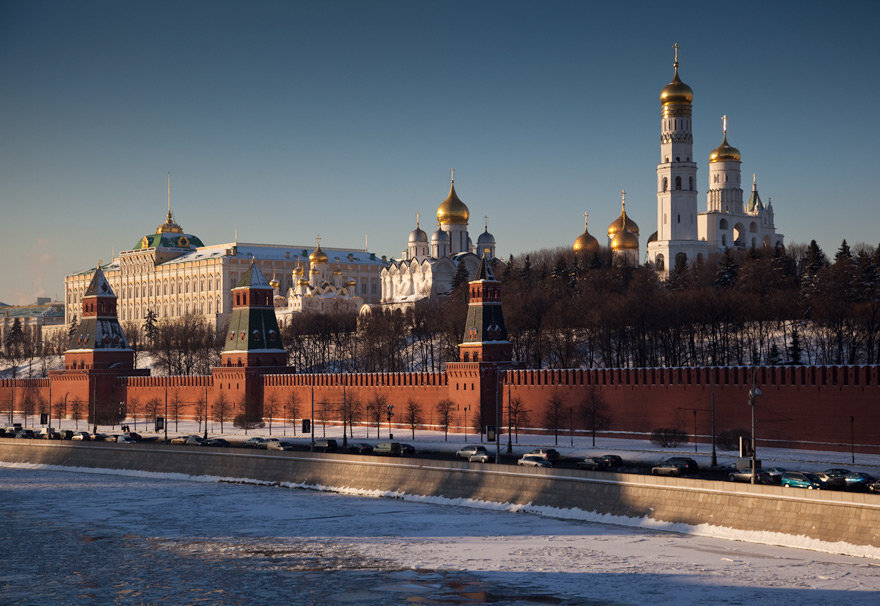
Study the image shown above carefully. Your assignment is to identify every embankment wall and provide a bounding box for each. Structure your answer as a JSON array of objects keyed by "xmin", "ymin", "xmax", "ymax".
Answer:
[{"xmin": 2, "ymin": 441, "xmax": 878, "ymax": 549}]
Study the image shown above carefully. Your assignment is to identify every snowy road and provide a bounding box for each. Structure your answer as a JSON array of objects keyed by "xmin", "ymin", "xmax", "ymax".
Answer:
[{"xmin": 1, "ymin": 465, "xmax": 879, "ymax": 605}]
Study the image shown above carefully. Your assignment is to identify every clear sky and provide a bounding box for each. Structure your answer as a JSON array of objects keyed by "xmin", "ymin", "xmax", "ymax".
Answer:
[{"xmin": 1, "ymin": 0, "xmax": 878, "ymax": 305}]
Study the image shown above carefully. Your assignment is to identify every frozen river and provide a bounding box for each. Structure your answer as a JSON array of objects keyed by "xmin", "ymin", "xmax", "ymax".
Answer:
[{"xmin": 1, "ymin": 464, "xmax": 879, "ymax": 605}]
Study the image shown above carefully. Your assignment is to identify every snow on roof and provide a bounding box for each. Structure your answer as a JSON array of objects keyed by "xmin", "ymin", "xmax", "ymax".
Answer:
[
  {"xmin": 162, "ymin": 242, "xmax": 385, "ymax": 266},
  {"xmin": 234, "ymin": 262, "xmax": 271, "ymax": 289}
]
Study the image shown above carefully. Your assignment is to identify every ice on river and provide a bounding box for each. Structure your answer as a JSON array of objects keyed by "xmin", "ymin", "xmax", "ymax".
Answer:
[{"xmin": 1, "ymin": 464, "xmax": 879, "ymax": 605}]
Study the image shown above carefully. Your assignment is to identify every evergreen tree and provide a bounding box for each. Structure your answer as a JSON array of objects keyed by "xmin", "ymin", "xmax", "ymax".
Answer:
[
  {"xmin": 451, "ymin": 261, "xmax": 470, "ymax": 290},
  {"xmin": 67, "ymin": 314, "xmax": 78, "ymax": 337},
  {"xmin": 143, "ymin": 309, "xmax": 158, "ymax": 344},
  {"xmin": 787, "ymin": 326, "xmax": 803, "ymax": 365},
  {"xmin": 714, "ymin": 248, "xmax": 739, "ymax": 288},
  {"xmin": 519, "ymin": 255, "xmax": 532, "ymax": 281},
  {"xmin": 835, "ymin": 239, "xmax": 852, "ymax": 263},
  {"xmin": 767, "ymin": 342, "xmax": 781, "ymax": 365}
]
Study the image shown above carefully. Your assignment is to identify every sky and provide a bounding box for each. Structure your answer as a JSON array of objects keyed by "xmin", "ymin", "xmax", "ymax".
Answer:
[{"xmin": 1, "ymin": 0, "xmax": 879, "ymax": 305}]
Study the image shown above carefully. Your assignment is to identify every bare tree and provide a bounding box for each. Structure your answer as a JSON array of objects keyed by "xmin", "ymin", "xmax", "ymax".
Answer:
[
  {"xmin": 404, "ymin": 399, "xmax": 423, "ymax": 440},
  {"xmin": 579, "ymin": 386, "xmax": 610, "ymax": 447},
  {"xmin": 264, "ymin": 393, "xmax": 278, "ymax": 436},
  {"xmin": 214, "ymin": 392, "xmax": 230, "ymax": 434},
  {"xmin": 128, "ymin": 397, "xmax": 140, "ymax": 431},
  {"xmin": 543, "ymin": 392, "xmax": 566, "ymax": 446},
  {"xmin": 145, "ymin": 398, "xmax": 161, "ymax": 427},
  {"xmin": 70, "ymin": 397, "xmax": 84, "ymax": 430},
  {"xmin": 435, "ymin": 399, "xmax": 455, "ymax": 441},
  {"xmin": 346, "ymin": 395, "xmax": 362, "ymax": 439},
  {"xmin": 170, "ymin": 389, "xmax": 182, "ymax": 432},
  {"xmin": 285, "ymin": 392, "xmax": 300, "ymax": 436},
  {"xmin": 508, "ymin": 397, "xmax": 530, "ymax": 443},
  {"xmin": 194, "ymin": 396, "xmax": 206, "ymax": 435},
  {"xmin": 365, "ymin": 393, "xmax": 386, "ymax": 439}
]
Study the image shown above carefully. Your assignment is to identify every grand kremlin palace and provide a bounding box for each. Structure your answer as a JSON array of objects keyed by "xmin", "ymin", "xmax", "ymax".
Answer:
[{"xmin": 64, "ymin": 209, "xmax": 385, "ymax": 330}]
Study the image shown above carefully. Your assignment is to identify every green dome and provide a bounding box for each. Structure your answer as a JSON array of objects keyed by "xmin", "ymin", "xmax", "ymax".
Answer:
[{"xmin": 133, "ymin": 232, "xmax": 204, "ymax": 250}]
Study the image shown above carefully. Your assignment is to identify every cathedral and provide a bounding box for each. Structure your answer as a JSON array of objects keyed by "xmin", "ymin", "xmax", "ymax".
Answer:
[
  {"xmin": 379, "ymin": 172, "xmax": 501, "ymax": 309},
  {"xmin": 575, "ymin": 46, "xmax": 783, "ymax": 270}
]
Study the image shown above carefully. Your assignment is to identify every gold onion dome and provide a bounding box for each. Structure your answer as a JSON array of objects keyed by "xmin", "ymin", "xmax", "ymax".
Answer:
[
  {"xmin": 156, "ymin": 210, "xmax": 184, "ymax": 234},
  {"xmin": 573, "ymin": 213, "xmax": 600, "ymax": 253},
  {"xmin": 709, "ymin": 132, "xmax": 741, "ymax": 163},
  {"xmin": 309, "ymin": 243, "xmax": 329, "ymax": 264},
  {"xmin": 659, "ymin": 49, "xmax": 693, "ymax": 106},
  {"xmin": 269, "ymin": 274, "xmax": 280, "ymax": 289},
  {"xmin": 436, "ymin": 171, "xmax": 470, "ymax": 225},
  {"xmin": 607, "ymin": 191, "xmax": 639, "ymax": 239},
  {"xmin": 611, "ymin": 229, "xmax": 640, "ymax": 251}
]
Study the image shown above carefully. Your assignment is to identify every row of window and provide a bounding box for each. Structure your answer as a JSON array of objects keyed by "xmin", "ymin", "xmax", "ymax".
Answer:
[{"xmin": 660, "ymin": 176, "xmax": 695, "ymax": 192}]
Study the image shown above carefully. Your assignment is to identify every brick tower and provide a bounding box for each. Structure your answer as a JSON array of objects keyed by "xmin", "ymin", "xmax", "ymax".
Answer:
[
  {"xmin": 216, "ymin": 261, "xmax": 288, "ymax": 422},
  {"xmin": 447, "ymin": 255, "xmax": 512, "ymax": 432},
  {"xmin": 221, "ymin": 261, "xmax": 286, "ymax": 368},
  {"xmin": 65, "ymin": 266, "xmax": 134, "ymax": 370}
]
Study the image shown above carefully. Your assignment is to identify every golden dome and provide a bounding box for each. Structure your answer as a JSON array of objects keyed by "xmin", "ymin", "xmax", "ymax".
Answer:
[
  {"xmin": 607, "ymin": 191, "xmax": 640, "ymax": 239},
  {"xmin": 269, "ymin": 273, "xmax": 280, "ymax": 289},
  {"xmin": 156, "ymin": 210, "xmax": 184, "ymax": 234},
  {"xmin": 610, "ymin": 229, "xmax": 639, "ymax": 251},
  {"xmin": 309, "ymin": 244, "xmax": 329, "ymax": 264},
  {"xmin": 573, "ymin": 213, "xmax": 600, "ymax": 254},
  {"xmin": 709, "ymin": 132, "xmax": 741, "ymax": 163},
  {"xmin": 298, "ymin": 278, "xmax": 309, "ymax": 286},
  {"xmin": 436, "ymin": 173, "xmax": 470, "ymax": 225},
  {"xmin": 660, "ymin": 51, "xmax": 693, "ymax": 106}
]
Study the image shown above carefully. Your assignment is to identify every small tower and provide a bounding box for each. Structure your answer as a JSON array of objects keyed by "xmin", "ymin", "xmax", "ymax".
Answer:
[
  {"xmin": 65, "ymin": 266, "xmax": 134, "ymax": 370},
  {"xmin": 221, "ymin": 261, "xmax": 286, "ymax": 368},
  {"xmin": 476, "ymin": 216, "xmax": 496, "ymax": 259},
  {"xmin": 459, "ymin": 255, "xmax": 512, "ymax": 363},
  {"xmin": 406, "ymin": 213, "xmax": 429, "ymax": 260},
  {"xmin": 436, "ymin": 170, "xmax": 470, "ymax": 255}
]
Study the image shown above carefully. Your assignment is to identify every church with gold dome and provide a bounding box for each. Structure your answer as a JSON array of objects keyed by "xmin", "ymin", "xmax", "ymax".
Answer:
[
  {"xmin": 575, "ymin": 46, "xmax": 783, "ymax": 271},
  {"xmin": 65, "ymin": 178, "xmax": 384, "ymax": 331},
  {"xmin": 379, "ymin": 172, "xmax": 501, "ymax": 308}
]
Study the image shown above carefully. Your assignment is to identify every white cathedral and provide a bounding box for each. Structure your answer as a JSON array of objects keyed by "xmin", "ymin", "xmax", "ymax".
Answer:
[
  {"xmin": 379, "ymin": 173, "xmax": 499, "ymax": 309},
  {"xmin": 645, "ymin": 46, "xmax": 783, "ymax": 271}
]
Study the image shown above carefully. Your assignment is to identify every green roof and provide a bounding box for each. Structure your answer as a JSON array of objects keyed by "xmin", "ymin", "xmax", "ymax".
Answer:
[{"xmin": 132, "ymin": 233, "xmax": 204, "ymax": 251}]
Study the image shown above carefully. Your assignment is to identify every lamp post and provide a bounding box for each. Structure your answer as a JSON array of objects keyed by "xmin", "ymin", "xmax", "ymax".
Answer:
[
  {"xmin": 203, "ymin": 381, "xmax": 209, "ymax": 440},
  {"xmin": 506, "ymin": 382, "xmax": 512, "ymax": 455},
  {"xmin": 748, "ymin": 384, "xmax": 762, "ymax": 484},
  {"xmin": 386, "ymin": 403, "xmax": 394, "ymax": 439},
  {"xmin": 463, "ymin": 405, "xmax": 468, "ymax": 442},
  {"xmin": 850, "ymin": 415, "xmax": 855, "ymax": 464}
]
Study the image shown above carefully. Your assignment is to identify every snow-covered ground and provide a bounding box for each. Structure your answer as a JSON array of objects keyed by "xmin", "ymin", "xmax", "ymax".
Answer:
[{"xmin": 1, "ymin": 464, "xmax": 879, "ymax": 605}]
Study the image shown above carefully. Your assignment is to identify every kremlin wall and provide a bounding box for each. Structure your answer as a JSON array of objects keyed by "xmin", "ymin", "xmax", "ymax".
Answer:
[{"xmin": 3, "ymin": 258, "xmax": 880, "ymax": 457}]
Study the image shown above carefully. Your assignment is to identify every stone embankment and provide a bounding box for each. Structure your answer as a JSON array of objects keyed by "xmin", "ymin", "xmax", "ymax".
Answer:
[{"xmin": 2, "ymin": 441, "xmax": 878, "ymax": 550}]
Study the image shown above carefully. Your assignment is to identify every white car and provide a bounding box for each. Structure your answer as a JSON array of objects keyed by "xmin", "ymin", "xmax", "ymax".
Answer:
[
  {"xmin": 456, "ymin": 445, "xmax": 487, "ymax": 459},
  {"xmin": 518, "ymin": 455, "xmax": 552, "ymax": 468}
]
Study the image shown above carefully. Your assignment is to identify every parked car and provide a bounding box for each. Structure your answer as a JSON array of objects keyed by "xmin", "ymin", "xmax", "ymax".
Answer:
[
  {"xmin": 71, "ymin": 431, "xmax": 91, "ymax": 441},
  {"xmin": 844, "ymin": 472, "xmax": 876, "ymax": 491},
  {"xmin": 781, "ymin": 471, "xmax": 823, "ymax": 489},
  {"xmin": 598, "ymin": 454, "xmax": 624, "ymax": 468},
  {"xmin": 728, "ymin": 468, "xmax": 770, "ymax": 483},
  {"xmin": 399, "ymin": 443, "xmax": 416, "ymax": 455},
  {"xmin": 661, "ymin": 457, "xmax": 699, "ymax": 474},
  {"xmin": 205, "ymin": 438, "xmax": 229, "ymax": 447},
  {"xmin": 518, "ymin": 454, "xmax": 552, "ymax": 468},
  {"xmin": 185, "ymin": 435, "xmax": 206, "ymax": 446},
  {"xmin": 94, "ymin": 433, "xmax": 114, "ymax": 442},
  {"xmin": 456, "ymin": 445, "xmax": 488, "ymax": 459},
  {"xmin": 469, "ymin": 451, "xmax": 494, "ymax": 463},
  {"xmin": 762, "ymin": 467, "xmax": 787, "ymax": 484},
  {"xmin": 56, "ymin": 430, "xmax": 74, "ymax": 440},
  {"xmin": 815, "ymin": 468, "xmax": 850, "ymax": 490},
  {"xmin": 313, "ymin": 439, "xmax": 338, "ymax": 452},
  {"xmin": 243, "ymin": 437, "xmax": 268, "ymax": 449},
  {"xmin": 651, "ymin": 461, "xmax": 688, "ymax": 476},
  {"xmin": 121, "ymin": 432, "xmax": 143, "ymax": 442},
  {"xmin": 526, "ymin": 448, "xmax": 560, "ymax": 462},
  {"xmin": 577, "ymin": 457, "xmax": 609, "ymax": 471},
  {"xmin": 347, "ymin": 442, "xmax": 373, "ymax": 455},
  {"xmin": 117, "ymin": 434, "xmax": 136, "ymax": 444},
  {"xmin": 373, "ymin": 442, "xmax": 404, "ymax": 456},
  {"xmin": 170, "ymin": 435, "xmax": 202, "ymax": 445},
  {"xmin": 267, "ymin": 439, "xmax": 296, "ymax": 451},
  {"xmin": 14, "ymin": 430, "xmax": 34, "ymax": 439},
  {"xmin": 868, "ymin": 479, "xmax": 880, "ymax": 495}
]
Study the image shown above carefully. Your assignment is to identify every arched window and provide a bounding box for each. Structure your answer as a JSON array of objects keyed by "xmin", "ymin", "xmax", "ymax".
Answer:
[
  {"xmin": 675, "ymin": 176, "xmax": 682, "ymax": 190},
  {"xmin": 655, "ymin": 254, "xmax": 665, "ymax": 271},
  {"xmin": 722, "ymin": 234, "xmax": 727, "ymax": 246},
  {"xmin": 689, "ymin": 177, "xmax": 694, "ymax": 191},
  {"xmin": 720, "ymin": 218, "xmax": 729, "ymax": 230},
  {"xmin": 662, "ymin": 177, "xmax": 668, "ymax": 192}
]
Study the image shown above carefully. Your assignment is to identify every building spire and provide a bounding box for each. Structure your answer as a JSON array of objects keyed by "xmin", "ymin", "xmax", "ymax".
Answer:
[
  {"xmin": 584, "ymin": 211, "xmax": 589, "ymax": 229},
  {"xmin": 673, "ymin": 42, "xmax": 680, "ymax": 75},
  {"xmin": 722, "ymin": 114, "xmax": 728, "ymax": 135},
  {"xmin": 621, "ymin": 189, "xmax": 627, "ymax": 214},
  {"xmin": 450, "ymin": 167, "xmax": 454, "ymax": 184},
  {"xmin": 416, "ymin": 212, "xmax": 420, "ymax": 229},
  {"xmin": 167, "ymin": 172, "xmax": 172, "ymax": 221},
  {"xmin": 752, "ymin": 172, "xmax": 757, "ymax": 190},
  {"xmin": 484, "ymin": 215, "xmax": 488, "ymax": 231}
]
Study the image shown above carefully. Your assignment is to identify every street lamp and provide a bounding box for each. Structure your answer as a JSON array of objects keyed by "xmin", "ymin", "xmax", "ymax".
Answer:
[
  {"xmin": 463, "ymin": 405, "xmax": 468, "ymax": 442},
  {"xmin": 748, "ymin": 385, "xmax": 762, "ymax": 484},
  {"xmin": 386, "ymin": 404, "xmax": 394, "ymax": 439}
]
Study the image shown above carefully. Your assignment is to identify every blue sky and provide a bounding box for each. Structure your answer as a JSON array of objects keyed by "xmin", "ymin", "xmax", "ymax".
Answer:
[{"xmin": 1, "ymin": 0, "xmax": 878, "ymax": 304}]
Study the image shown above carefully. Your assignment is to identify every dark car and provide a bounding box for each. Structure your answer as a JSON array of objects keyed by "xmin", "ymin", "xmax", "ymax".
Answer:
[
  {"xmin": 56, "ymin": 430, "xmax": 74, "ymax": 440},
  {"xmin": 815, "ymin": 468, "xmax": 850, "ymax": 490},
  {"xmin": 14, "ymin": 430, "xmax": 34, "ymax": 439},
  {"xmin": 347, "ymin": 442, "xmax": 373, "ymax": 454},
  {"xmin": 373, "ymin": 442, "xmax": 413, "ymax": 456},
  {"xmin": 844, "ymin": 472, "xmax": 876, "ymax": 491},
  {"xmin": 577, "ymin": 457, "xmax": 609, "ymax": 471},
  {"xmin": 313, "ymin": 439, "xmax": 338, "ymax": 452},
  {"xmin": 598, "ymin": 454, "xmax": 624, "ymax": 468},
  {"xmin": 762, "ymin": 467, "xmax": 787, "ymax": 484},
  {"xmin": 868, "ymin": 480, "xmax": 880, "ymax": 495},
  {"xmin": 185, "ymin": 435, "xmax": 206, "ymax": 446},
  {"xmin": 399, "ymin": 443, "xmax": 416, "ymax": 455},
  {"xmin": 205, "ymin": 438, "xmax": 229, "ymax": 447},
  {"xmin": 662, "ymin": 457, "xmax": 698, "ymax": 474},
  {"xmin": 728, "ymin": 468, "xmax": 770, "ymax": 484}
]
